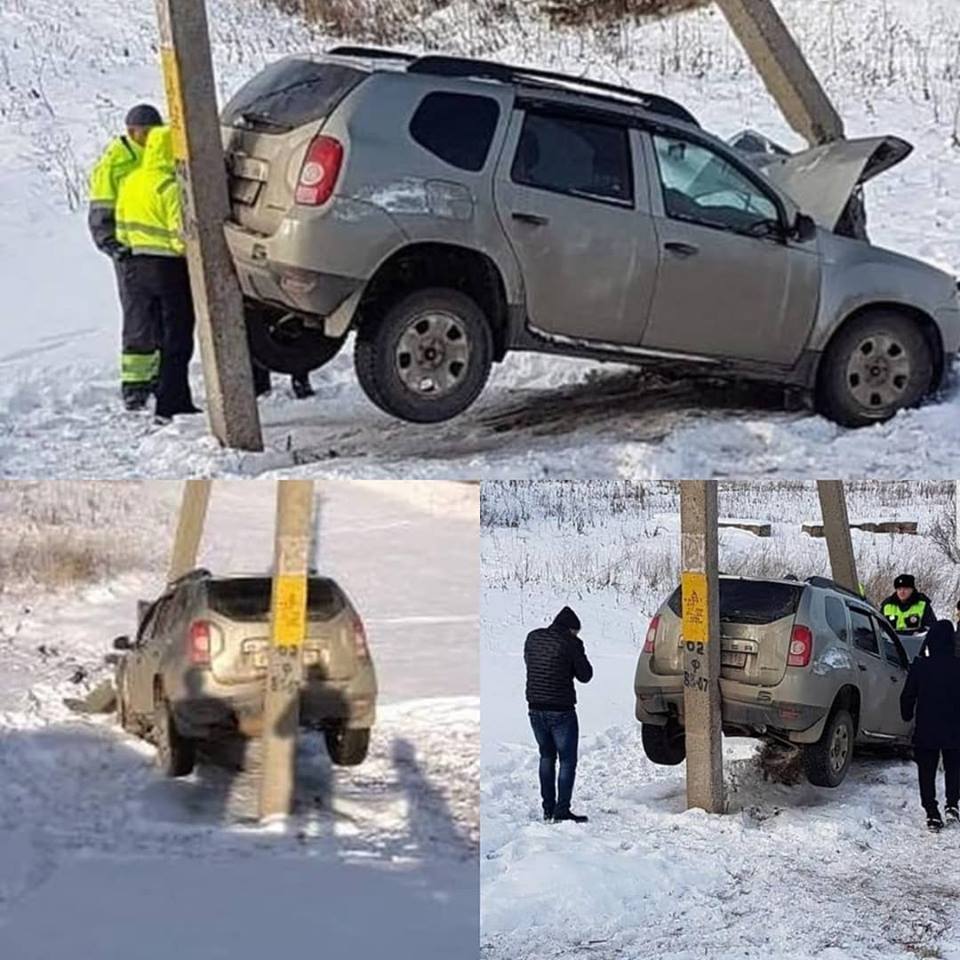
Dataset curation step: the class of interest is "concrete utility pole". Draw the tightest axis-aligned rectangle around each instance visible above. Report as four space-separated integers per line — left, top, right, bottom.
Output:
155 0 263 452
679 480 724 814
168 479 212 583
260 479 315 819
817 480 859 594
715 0 844 145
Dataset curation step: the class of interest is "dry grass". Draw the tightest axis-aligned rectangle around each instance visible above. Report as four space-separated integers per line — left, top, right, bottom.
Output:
542 0 709 27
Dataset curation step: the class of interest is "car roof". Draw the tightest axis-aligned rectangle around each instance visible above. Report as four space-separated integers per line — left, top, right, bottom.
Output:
322 46 700 128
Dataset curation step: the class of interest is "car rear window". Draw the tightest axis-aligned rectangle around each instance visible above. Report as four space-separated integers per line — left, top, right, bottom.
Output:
667 580 802 625
221 58 365 132
207 578 346 621
409 92 501 172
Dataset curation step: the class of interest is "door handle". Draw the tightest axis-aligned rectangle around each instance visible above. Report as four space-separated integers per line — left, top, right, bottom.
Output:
511 211 549 226
858 663 867 671
664 241 699 258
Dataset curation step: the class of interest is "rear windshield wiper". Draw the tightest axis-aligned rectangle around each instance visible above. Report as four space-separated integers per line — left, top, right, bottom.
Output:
234 111 290 133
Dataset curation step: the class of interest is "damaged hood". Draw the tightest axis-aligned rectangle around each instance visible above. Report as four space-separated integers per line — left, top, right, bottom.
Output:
749 136 913 231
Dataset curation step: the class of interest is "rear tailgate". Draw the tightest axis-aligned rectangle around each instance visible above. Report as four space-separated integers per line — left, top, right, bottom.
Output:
653 579 802 685
220 57 367 235
204 577 360 684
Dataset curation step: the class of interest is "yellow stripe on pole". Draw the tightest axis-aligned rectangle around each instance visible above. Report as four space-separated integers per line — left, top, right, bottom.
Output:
159 46 188 161
681 570 708 645
271 573 307 648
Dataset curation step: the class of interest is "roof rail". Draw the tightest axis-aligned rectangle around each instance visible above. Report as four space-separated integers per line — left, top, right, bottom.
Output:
406 54 698 126
805 575 867 603
326 45 417 62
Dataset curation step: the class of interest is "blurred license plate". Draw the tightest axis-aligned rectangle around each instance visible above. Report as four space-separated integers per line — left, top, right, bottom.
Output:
252 650 322 667
721 651 747 668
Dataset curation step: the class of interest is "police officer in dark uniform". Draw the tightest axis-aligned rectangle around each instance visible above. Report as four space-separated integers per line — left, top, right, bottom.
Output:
881 574 937 635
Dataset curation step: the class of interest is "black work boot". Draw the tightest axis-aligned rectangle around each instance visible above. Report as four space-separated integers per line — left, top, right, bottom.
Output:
543 808 554 824
122 384 151 411
292 373 314 399
553 807 589 824
928 810 945 833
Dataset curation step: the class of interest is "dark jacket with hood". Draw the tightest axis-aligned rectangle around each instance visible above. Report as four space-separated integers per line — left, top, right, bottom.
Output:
900 620 960 750
524 606 593 711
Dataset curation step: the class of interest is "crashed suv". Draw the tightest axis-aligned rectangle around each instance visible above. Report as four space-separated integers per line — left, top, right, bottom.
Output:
221 48 960 426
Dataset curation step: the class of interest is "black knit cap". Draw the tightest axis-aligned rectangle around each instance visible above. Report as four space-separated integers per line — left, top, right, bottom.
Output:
125 103 163 128
894 573 916 590
552 606 581 634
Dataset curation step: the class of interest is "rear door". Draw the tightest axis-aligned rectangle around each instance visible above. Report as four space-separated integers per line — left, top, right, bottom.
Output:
640 129 820 365
494 106 659 345
220 57 367 235
204 578 357 685
126 595 170 713
847 605 888 735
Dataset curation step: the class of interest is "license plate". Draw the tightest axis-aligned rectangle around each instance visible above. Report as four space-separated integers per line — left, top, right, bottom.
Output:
721 651 747 668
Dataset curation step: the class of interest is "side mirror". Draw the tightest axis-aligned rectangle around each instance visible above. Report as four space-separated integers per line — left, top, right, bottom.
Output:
112 635 132 651
792 213 817 243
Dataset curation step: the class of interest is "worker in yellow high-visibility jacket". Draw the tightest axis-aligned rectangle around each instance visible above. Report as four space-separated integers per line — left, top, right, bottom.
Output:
88 104 163 410
115 125 199 423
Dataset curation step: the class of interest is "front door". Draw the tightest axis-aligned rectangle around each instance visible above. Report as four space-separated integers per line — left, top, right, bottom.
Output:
848 606 888 736
494 107 659 345
640 130 820 365
872 616 913 740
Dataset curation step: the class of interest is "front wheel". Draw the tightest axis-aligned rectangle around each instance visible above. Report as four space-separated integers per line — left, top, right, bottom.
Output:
816 311 934 427
324 727 370 766
354 288 493 423
803 707 854 787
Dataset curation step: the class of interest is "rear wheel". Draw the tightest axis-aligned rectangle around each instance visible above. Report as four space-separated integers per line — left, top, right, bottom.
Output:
354 288 493 423
153 697 196 778
641 720 686 766
803 707 854 787
245 302 345 376
817 311 934 427
324 727 370 766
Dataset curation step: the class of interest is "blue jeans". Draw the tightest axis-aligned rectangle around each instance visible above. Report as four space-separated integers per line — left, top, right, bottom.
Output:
529 709 579 815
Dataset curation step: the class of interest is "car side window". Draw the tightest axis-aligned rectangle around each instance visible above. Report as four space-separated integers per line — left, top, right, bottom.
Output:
409 91 501 172
651 133 779 236
849 608 880 657
824 596 849 643
511 110 634 206
876 618 907 669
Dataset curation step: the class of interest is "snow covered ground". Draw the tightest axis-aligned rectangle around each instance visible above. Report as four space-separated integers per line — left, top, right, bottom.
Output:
480 480 960 960
3 0 960 478
0 479 479 958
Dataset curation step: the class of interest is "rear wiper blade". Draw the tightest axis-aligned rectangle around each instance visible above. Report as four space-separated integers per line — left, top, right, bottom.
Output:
236 111 290 133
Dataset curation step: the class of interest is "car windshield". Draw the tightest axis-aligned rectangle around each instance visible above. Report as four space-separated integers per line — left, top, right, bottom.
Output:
668 580 802 625
221 58 365 132
207 577 345 621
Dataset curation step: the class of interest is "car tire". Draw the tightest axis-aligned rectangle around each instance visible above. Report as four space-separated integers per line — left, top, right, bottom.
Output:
803 707 854 788
153 697 196 778
246 302 345 376
324 727 370 766
641 720 686 766
354 288 493 423
816 311 935 427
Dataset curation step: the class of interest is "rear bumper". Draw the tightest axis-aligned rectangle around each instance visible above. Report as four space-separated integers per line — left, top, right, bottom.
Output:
169 674 376 739
635 682 828 741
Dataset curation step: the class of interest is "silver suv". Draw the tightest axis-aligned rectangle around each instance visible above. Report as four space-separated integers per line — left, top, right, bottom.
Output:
112 569 377 777
634 575 914 787
221 48 960 427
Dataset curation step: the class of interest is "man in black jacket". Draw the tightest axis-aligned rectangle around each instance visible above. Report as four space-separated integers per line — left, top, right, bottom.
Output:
524 606 593 824
900 619 960 832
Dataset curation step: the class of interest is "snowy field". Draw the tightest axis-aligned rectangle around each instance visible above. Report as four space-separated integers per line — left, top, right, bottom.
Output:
0 479 479 959
2 0 960 478
480 481 960 960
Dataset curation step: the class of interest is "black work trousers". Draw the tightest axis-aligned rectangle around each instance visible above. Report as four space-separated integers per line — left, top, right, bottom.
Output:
915 747 960 817
123 255 196 417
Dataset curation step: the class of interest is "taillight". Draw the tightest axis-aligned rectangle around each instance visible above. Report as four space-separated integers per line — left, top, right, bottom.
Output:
295 136 343 206
352 613 370 660
643 615 660 654
188 620 211 666
787 624 813 667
